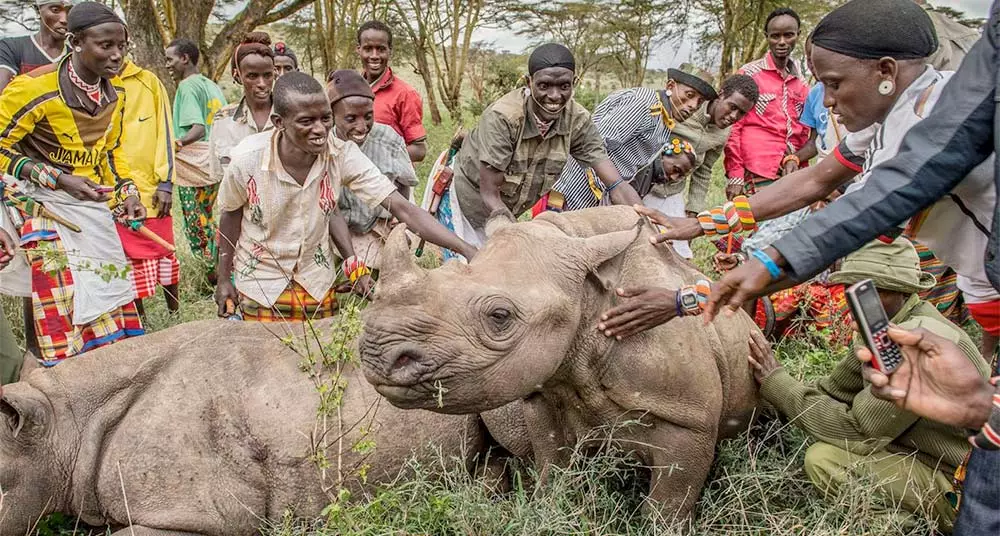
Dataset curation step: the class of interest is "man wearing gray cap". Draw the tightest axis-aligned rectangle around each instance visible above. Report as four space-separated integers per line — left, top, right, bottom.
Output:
0 0 72 92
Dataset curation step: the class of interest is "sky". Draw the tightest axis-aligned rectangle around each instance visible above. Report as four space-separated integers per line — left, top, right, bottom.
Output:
0 0 992 70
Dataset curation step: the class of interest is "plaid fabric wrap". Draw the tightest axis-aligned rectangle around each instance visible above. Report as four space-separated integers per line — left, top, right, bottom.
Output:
755 282 851 344
239 280 338 322
26 239 143 365
178 184 219 273
129 254 180 299
910 241 970 326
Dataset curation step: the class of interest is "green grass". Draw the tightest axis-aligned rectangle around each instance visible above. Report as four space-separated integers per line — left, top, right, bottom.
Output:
4 117 956 536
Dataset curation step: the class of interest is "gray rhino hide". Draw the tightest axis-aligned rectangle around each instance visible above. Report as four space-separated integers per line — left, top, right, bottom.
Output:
361 205 760 522
0 319 480 535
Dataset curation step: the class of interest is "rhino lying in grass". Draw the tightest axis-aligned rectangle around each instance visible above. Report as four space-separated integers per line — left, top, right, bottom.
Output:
360 206 760 521
0 319 480 536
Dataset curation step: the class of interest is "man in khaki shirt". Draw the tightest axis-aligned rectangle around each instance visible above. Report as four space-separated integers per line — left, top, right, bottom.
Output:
445 43 640 250
216 73 475 320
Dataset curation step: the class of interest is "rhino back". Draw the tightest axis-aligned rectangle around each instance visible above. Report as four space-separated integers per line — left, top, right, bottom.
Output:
26 319 477 533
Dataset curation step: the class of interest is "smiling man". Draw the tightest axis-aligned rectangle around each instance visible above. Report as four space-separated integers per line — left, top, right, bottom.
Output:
357 20 427 163
0 0 71 92
440 43 640 251
553 62 718 211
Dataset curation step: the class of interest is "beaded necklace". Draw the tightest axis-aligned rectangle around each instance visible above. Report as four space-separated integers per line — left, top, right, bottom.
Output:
67 59 102 106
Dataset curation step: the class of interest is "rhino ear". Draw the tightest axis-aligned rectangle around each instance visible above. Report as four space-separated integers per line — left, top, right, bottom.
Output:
0 389 43 440
579 220 642 271
485 207 516 238
378 223 426 296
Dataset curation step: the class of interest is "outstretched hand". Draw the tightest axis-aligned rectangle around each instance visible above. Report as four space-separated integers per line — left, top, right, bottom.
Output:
704 253 778 322
0 228 15 269
598 286 679 340
858 326 994 429
747 328 780 383
634 205 702 243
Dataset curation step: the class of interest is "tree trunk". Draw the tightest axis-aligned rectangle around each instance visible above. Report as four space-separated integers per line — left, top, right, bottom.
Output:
125 0 174 96
414 47 442 125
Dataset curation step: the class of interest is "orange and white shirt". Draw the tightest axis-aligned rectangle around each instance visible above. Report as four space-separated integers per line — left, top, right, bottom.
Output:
217 130 395 306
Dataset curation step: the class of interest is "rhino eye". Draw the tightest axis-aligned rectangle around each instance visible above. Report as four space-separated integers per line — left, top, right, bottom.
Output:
489 308 511 325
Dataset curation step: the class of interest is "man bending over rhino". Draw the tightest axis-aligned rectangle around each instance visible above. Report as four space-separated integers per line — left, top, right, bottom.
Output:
215 72 475 321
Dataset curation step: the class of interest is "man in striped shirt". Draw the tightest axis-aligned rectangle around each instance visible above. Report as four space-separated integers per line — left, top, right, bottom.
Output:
553 63 718 210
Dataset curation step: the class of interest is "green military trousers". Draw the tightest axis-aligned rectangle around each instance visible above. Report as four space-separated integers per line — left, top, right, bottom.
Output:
0 311 22 384
804 442 958 533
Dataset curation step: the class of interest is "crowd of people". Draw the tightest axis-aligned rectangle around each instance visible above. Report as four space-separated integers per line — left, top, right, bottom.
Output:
0 0 996 533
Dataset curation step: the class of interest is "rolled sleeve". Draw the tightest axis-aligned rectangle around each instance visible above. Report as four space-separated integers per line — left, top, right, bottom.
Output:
341 142 396 208
476 110 517 172
569 116 610 168
217 160 248 212
397 89 427 144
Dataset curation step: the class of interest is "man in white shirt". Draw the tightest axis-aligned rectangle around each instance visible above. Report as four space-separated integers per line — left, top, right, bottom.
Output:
216 73 476 321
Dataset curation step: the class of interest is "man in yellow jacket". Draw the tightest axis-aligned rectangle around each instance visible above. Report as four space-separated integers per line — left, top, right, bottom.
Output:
115 58 179 314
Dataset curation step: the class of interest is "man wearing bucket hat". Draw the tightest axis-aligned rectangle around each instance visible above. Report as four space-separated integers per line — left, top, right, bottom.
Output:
553 62 718 211
747 238 990 533
0 0 72 92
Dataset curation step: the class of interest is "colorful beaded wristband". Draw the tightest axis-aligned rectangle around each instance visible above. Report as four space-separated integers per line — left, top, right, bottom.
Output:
29 162 61 190
10 156 31 181
780 154 800 168
696 195 756 237
969 376 1000 450
342 255 371 283
114 180 140 205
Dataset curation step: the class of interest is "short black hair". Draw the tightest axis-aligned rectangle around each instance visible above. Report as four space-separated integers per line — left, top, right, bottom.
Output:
764 7 800 33
167 38 200 66
273 71 325 117
357 20 392 47
720 74 759 105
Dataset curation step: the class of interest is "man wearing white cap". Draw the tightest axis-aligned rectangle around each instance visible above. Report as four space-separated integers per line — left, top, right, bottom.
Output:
0 0 72 92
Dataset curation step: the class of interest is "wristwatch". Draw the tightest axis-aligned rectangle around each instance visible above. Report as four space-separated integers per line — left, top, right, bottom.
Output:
677 285 700 316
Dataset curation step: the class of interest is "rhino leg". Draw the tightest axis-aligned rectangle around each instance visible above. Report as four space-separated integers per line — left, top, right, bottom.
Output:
644 423 717 525
109 528 205 536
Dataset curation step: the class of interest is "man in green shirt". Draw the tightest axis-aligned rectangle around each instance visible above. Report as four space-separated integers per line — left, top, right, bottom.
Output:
748 237 990 533
165 37 227 282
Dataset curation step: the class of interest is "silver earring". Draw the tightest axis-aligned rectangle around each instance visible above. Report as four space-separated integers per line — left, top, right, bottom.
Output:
74 47 82 53
877 80 894 96
666 89 672 97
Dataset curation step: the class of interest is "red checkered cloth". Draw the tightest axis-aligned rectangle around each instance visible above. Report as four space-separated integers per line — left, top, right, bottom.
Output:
129 254 180 299
754 282 851 344
968 300 1000 337
26 241 144 365
239 280 338 322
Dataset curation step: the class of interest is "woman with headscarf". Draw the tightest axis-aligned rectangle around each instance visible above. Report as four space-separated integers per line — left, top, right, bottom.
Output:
440 43 640 255
272 41 298 77
0 1 145 366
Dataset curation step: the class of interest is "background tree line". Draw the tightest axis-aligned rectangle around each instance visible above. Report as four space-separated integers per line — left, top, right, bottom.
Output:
0 0 987 125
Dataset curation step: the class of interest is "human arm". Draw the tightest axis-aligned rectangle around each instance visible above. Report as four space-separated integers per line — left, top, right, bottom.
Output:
783 130 818 175
0 40 18 94
597 287 681 339
103 91 144 221
723 114 746 198
0 228 14 269
406 139 427 163
749 329 919 453
173 84 208 148
592 158 642 206
859 326 994 430
327 210 373 297
0 70 12 94
176 124 206 149
398 89 428 163
153 76 175 217
381 191 477 260
215 208 242 316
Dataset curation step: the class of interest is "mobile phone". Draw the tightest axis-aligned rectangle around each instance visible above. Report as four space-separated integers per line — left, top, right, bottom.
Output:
93 185 114 194
845 279 903 374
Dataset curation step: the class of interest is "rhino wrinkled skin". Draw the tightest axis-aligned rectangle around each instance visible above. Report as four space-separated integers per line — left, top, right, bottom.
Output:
0 320 480 535
361 206 760 521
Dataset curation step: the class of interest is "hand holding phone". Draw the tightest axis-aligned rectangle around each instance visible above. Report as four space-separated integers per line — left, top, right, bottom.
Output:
846 279 904 374
92 185 114 194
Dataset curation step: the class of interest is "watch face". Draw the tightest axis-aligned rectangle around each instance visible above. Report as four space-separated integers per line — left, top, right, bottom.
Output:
681 293 698 308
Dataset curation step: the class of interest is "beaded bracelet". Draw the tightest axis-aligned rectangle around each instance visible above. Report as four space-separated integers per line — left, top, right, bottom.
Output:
605 178 626 192
10 156 31 181
697 195 756 237
114 180 140 205
342 255 372 283
781 154 800 168
969 376 1000 450
750 249 782 281
29 162 61 190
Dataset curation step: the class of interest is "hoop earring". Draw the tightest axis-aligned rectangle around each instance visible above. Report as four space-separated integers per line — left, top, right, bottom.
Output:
74 47 82 53
665 89 672 97
877 80 894 96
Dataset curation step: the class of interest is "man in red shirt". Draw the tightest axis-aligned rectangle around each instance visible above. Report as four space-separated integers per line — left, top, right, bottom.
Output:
356 20 428 165
724 7 810 199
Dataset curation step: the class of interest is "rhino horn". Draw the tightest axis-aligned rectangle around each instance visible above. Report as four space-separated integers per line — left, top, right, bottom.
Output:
378 223 426 294
485 207 517 238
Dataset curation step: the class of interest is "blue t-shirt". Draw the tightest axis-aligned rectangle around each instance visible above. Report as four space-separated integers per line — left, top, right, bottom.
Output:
799 84 829 152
